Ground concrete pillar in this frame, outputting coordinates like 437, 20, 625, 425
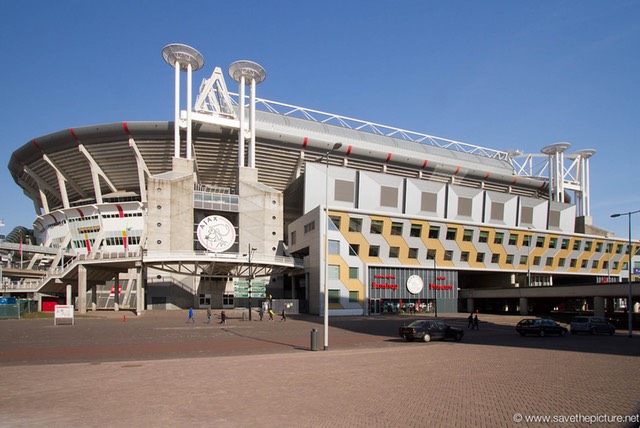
37, 293, 43, 312
114, 273, 120, 312
136, 266, 144, 315
466, 298, 474, 314
66, 284, 73, 306
78, 265, 87, 314
593, 296, 605, 318
91, 284, 97, 311
519, 297, 529, 315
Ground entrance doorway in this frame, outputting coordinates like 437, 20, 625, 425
369, 298, 381, 315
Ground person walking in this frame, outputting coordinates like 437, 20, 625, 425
280, 308, 287, 322
207, 307, 212, 324
268, 308, 274, 321
219, 310, 227, 324
258, 308, 264, 321
188, 307, 195, 323
473, 313, 479, 330
467, 313, 474, 329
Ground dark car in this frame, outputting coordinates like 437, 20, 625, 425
516, 318, 568, 337
399, 319, 464, 342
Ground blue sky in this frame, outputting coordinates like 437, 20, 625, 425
1, 0, 639, 239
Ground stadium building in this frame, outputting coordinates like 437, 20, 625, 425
4, 44, 639, 319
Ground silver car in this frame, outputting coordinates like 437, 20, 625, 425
570, 316, 615, 335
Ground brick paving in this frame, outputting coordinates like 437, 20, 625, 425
0, 310, 638, 427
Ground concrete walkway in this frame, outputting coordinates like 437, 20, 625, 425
0, 311, 638, 427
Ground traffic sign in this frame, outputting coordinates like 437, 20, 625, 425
234, 285, 250, 291
234, 292, 249, 298
250, 292, 266, 298
251, 286, 266, 292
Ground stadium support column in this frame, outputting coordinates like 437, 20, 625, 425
91, 284, 97, 311
66, 284, 72, 306
228, 61, 267, 168
162, 44, 205, 159
78, 265, 87, 314
593, 297, 605, 319
136, 265, 144, 316
114, 272, 120, 312
519, 297, 528, 315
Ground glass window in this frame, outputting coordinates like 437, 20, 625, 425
509, 234, 518, 246
536, 236, 545, 248
595, 242, 603, 252
520, 255, 528, 266
391, 222, 403, 236
615, 244, 623, 254
549, 237, 558, 249
494, 232, 504, 245
581, 260, 588, 268
328, 264, 340, 279
348, 218, 362, 233
369, 246, 380, 257
349, 291, 358, 303
444, 250, 453, 261
558, 257, 566, 267
460, 251, 470, 262
328, 239, 340, 255
545, 257, 554, 267
349, 267, 358, 279
561, 239, 570, 250
408, 248, 419, 259
476, 252, 485, 263
570, 259, 577, 268
389, 247, 400, 258
592, 260, 599, 269
573, 240, 582, 251
370, 220, 384, 234
426, 249, 436, 260
463, 229, 473, 242
479, 231, 489, 243
491, 253, 500, 264
329, 215, 341, 231
410, 224, 422, 237
328, 289, 340, 305
446, 228, 457, 240
429, 226, 440, 239
533, 256, 541, 266
606, 243, 613, 253
348, 244, 359, 256
585, 241, 593, 251
291, 230, 296, 246
613, 261, 619, 270
523, 235, 532, 247
506, 254, 514, 265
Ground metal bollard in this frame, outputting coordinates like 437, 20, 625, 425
310, 328, 318, 351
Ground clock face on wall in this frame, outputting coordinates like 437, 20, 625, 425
196, 215, 236, 252
406, 275, 424, 294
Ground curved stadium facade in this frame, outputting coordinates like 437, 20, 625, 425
5, 46, 639, 318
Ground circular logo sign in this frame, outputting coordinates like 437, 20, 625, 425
196, 215, 236, 252
406, 275, 424, 294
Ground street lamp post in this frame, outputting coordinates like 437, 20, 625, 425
247, 244, 257, 321
433, 258, 438, 318
317, 142, 342, 351
611, 209, 639, 338
526, 228, 534, 288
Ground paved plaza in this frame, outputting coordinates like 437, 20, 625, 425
0, 310, 639, 427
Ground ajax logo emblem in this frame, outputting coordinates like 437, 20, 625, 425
197, 215, 236, 252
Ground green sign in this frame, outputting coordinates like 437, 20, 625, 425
251, 286, 266, 292
250, 292, 266, 298
234, 292, 249, 298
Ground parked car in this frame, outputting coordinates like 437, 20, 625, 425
399, 319, 464, 342
516, 318, 568, 337
570, 316, 615, 335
